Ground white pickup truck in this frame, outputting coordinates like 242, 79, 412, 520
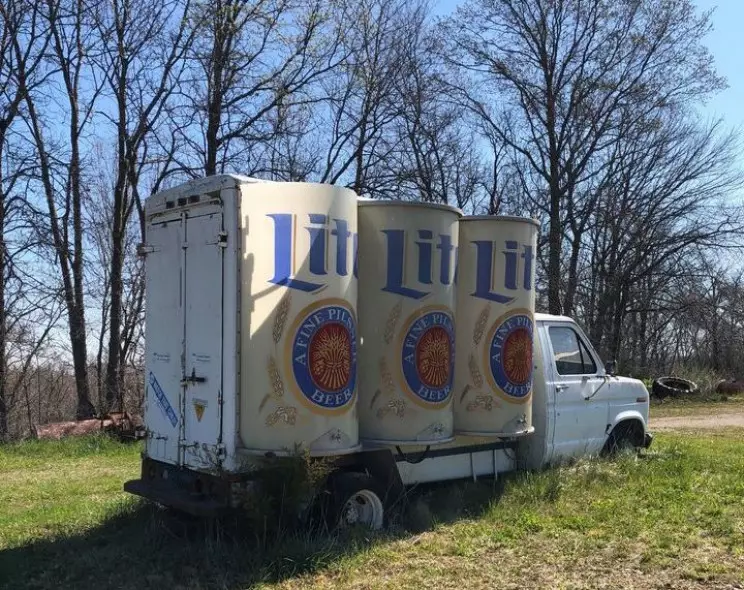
123, 176, 652, 528
521, 313, 652, 467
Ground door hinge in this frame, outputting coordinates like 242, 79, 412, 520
137, 243, 155, 257
218, 231, 228, 248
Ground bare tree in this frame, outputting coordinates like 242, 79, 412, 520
91, 0, 197, 411
446, 0, 724, 314
12, 0, 104, 418
0, 0, 56, 435
582, 116, 743, 363
311, 0, 422, 196
173, 0, 339, 177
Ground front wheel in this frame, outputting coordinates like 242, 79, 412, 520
603, 421, 644, 456
326, 472, 385, 530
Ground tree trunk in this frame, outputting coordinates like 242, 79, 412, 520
563, 230, 582, 316
105, 209, 124, 411
69, 87, 94, 419
0, 193, 7, 440
547, 177, 562, 315
105, 50, 129, 412
205, 7, 226, 177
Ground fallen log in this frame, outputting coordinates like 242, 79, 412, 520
34, 412, 144, 440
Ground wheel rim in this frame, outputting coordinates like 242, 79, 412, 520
340, 489, 384, 530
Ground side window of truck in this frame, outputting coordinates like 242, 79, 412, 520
549, 327, 597, 376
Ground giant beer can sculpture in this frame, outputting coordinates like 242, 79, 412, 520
453, 216, 539, 436
357, 201, 460, 444
240, 183, 359, 454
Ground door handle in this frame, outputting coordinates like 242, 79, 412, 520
555, 384, 568, 392
181, 367, 206, 385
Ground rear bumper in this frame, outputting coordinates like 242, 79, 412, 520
124, 457, 234, 517
643, 432, 654, 449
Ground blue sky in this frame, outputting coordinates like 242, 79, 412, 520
693, 0, 744, 134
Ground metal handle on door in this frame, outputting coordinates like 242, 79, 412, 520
555, 384, 568, 392
181, 367, 206, 385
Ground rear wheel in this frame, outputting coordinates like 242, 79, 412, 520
325, 472, 385, 530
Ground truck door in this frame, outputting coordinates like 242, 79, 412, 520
144, 213, 184, 466
545, 323, 609, 461
180, 204, 225, 469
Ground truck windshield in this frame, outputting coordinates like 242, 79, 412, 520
549, 326, 597, 375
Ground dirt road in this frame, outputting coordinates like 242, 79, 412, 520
651, 409, 744, 430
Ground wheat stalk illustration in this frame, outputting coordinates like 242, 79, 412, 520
272, 291, 292, 344
383, 300, 403, 344
459, 384, 471, 404
258, 393, 271, 412
469, 353, 484, 389
473, 304, 490, 345
267, 355, 285, 398
379, 356, 395, 393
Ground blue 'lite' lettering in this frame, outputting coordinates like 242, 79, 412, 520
307, 214, 327, 276
267, 214, 323, 292
382, 230, 429, 299
332, 219, 350, 276
437, 234, 454, 285
522, 244, 534, 290
503, 240, 518, 290
352, 232, 358, 279
416, 230, 433, 285
471, 240, 515, 304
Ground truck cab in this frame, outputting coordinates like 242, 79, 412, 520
521, 313, 651, 468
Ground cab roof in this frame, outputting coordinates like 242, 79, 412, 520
534, 313, 573, 323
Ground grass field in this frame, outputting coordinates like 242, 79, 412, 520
1, 427, 743, 589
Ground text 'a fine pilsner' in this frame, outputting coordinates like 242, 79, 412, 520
240, 181, 360, 454
356, 200, 461, 445
453, 216, 539, 436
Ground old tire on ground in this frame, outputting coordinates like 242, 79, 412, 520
325, 471, 385, 531
603, 420, 645, 456
651, 376, 698, 399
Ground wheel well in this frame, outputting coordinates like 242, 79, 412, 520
609, 419, 645, 447
330, 449, 403, 506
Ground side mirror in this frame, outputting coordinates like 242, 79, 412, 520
605, 360, 617, 376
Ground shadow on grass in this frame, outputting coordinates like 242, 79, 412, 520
0, 477, 505, 590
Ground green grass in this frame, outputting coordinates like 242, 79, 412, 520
1, 433, 744, 589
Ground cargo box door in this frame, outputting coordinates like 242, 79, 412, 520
144, 214, 184, 465
181, 206, 226, 469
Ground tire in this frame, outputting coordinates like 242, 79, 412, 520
324, 471, 386, 531
603, 421, 644, 456
651, 376, 698, 399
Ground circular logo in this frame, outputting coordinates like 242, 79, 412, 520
486, 312, 533, 400
400, 308, 455, 406
290, 301, 357, 412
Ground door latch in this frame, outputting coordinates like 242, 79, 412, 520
181, 367, 206, 385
